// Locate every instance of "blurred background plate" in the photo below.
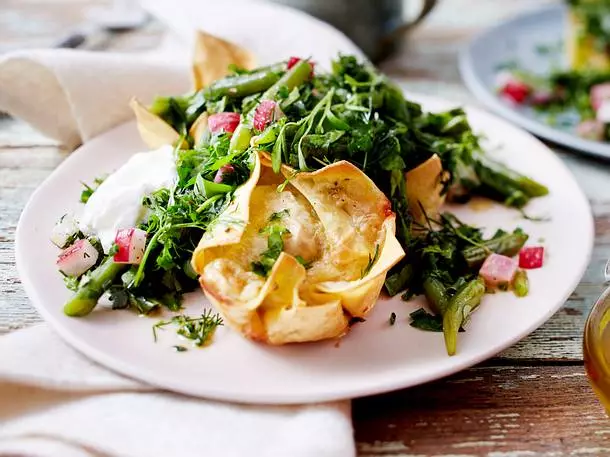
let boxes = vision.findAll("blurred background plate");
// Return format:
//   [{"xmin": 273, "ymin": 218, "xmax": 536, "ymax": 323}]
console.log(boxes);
[{"xmin": 459, "ymin": 3, "xmax": 610, "ymax": 161}]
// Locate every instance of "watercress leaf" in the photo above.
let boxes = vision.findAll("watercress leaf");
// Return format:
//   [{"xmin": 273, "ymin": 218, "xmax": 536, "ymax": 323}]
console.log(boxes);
[{"xmin": 409, "ymin": 308, "xmax": 444, "ymax": 332}]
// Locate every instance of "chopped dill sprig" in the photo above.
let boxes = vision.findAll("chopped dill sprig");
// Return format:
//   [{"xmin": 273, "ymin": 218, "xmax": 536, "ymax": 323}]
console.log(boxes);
[{"xmin": 153, "ymin": 309, "xmax": 224, "ymax": 347}]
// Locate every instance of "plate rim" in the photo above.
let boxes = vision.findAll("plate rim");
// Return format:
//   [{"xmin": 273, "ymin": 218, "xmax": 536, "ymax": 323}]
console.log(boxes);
[
  {"xmin": 15, "ymin": 92, "xmax": 594, "ymax": 404},
  {"xmin": 458, "ymin": 3, "xmax": 610, "ymax": 161}
]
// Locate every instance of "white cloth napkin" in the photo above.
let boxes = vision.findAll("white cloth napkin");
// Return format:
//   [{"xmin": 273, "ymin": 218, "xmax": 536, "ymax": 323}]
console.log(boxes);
[
  {"xmin": 0, "ymin": 0, "xmax": 363, "ymax": 149},
  {"xmin": 0, "ymin": 326, "xmax": 354, "ymax": 457},
  {"xmin": 0, "ymin": 1, "xmax": 363, "ymax": 455}
]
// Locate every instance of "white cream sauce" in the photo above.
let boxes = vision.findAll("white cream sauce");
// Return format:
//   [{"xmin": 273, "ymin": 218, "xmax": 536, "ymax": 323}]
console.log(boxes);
[{"xmin": 79, "ymin": 145, "xmax": 177, "ymax": 252}]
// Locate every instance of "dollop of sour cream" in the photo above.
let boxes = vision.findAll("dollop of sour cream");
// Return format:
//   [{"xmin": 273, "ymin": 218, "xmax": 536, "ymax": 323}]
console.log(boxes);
[{"xmin": 79, "ymin": 145, "xmax": 177, "ymax": 252}]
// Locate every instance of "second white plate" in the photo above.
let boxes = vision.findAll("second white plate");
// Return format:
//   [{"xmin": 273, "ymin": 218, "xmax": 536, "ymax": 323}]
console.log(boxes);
[
  {"xmin": 460, "ymin": 4, "xmax": 610, "ymax": 160},
  {"xmin": 16, "ymin": 93, "xmax": 593, "ymax": 404}
]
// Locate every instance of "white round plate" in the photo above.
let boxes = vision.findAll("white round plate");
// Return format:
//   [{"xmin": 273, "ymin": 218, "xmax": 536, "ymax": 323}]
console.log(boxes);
[
  {"xmin": 16, "ymin": 93, "xmax": 593, "ymax": 404},
  {"xmin": 459, "ymin": 4, "xmax": 610, "ymax": 161}
]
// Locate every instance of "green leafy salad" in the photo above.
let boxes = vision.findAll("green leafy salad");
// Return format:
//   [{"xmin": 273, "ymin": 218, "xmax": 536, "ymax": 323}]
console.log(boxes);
[{"xmin": 53, "ymin": 55, "xmax": 548, "ymax": 355}]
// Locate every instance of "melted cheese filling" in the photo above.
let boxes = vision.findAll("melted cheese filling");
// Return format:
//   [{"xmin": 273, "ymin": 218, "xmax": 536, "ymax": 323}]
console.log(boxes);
[{"xmin": 203, "ymin": 178, "xmax": 383, "ymax": 302}]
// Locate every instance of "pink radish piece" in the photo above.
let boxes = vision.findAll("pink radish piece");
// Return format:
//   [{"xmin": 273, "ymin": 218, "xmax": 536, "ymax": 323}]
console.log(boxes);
[
  {"xmin": 214, "ymin": 164, "xmax": 235, "ymax": 183},
  {"xmin": 287, "ymin": 56, "xmax": 315, "ymax": 76},
  {"xmin": 530, "ymin": 90, "xmax": 554, "ymax": 106},
  {"xmin": 51, "ymin": 214, "xmax": 78, "ymax": 248},
  {"xmin": 253, "ymin": 100, "xmax": 284, "ymax": 132},
  {"xmin": 576, "ymin": 119, "xmax": 605, "ymax": 141},
  {"xmin": 57, "ymin": 239, "xmax": 99, "ymax": 277},
  {"xmin": 479, "ymin": 253, "xmax": 518, "ymax": 287},
  {"xmin": 114, "ymin": 228, "xmax": 147, "ymax": 264},
  {"xmin": 496, "ymin": 71, "xmax": 530, "ymax": 104},
  {"xmin": 590, "ymin": 83, "xmax": 610, "ymax": 111},
  {"xmin": 208, "ymin": 112, "xmax": 240, "ymax": 134},
  {"xmin": 500, "ymin": 81, "xmax": 530, "ymax": 104},
  {"xmin": 597, "ymin": 99, "xmax": 610, "ymax": 123},
  {"xmin": 519, "ymin": 246, "xmax": 544, "ymax": 269}
]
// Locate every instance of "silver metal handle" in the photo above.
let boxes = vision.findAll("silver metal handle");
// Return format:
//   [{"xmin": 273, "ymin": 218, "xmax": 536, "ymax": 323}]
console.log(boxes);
[
  {"xmin": 53, "ymin": 32, "xmax": 88, "ymax": 49},
  {"xmin": 383, "ymin": 0, "xmax": 438, "ymax": 45}
]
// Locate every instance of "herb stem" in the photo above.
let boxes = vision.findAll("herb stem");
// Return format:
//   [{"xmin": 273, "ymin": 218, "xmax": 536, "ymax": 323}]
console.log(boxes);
[{"xmin": 196, "ymin": 194, "xmax": 222, "ymax": 213}]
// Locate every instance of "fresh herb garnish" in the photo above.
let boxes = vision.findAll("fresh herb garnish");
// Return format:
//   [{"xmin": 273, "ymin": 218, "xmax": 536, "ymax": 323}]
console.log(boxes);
[
  {"xmin": 63, "ymin": 135, "xmax": 251, "ymax": 317},
  {"xmin": 80, "ymin": 176, "xmax": 106, "ymax": 203},
  {"xmin": 106, "ymin": 285, "xmax": 129, "ymax": 310},
  {"xmin": 361, "ymin": 244, "xmax": 380, "ymax": 278},
  {"xmin": 108, "ymin": 243, "xmax": 119, "ymax": 256},
  {"xmin": 62, "ymin": 274, "xmax": 80, "ymax": 292},
  {"xmin": 251, "ymin": 214, "xmax": 291, "ymax": 277},
  {"xmin": 295, "ymin": 255, "xmax": 312, "ymax": 269},
  {"xmin": 269, "ymin": 208, "xmax": 290, "ymax": 222},
  {"xmin": 386, "ymin": 212, "xmax": 527, "ymax": 300},
  {"xmin": 389, "ymin": 312, "xmax": 397, "ymax": 326},
  {"xmin": 153, "ymin": 309, "xmax": 224, "ymax": 347},
  {"xmin": 409, "ymin": 308, "xmax": 444, "ymax": 332}
]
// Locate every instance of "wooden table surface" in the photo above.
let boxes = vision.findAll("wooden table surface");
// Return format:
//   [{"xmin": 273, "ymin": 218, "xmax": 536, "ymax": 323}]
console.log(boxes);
[{"xmin": 2, "ymin": 0, "xmax": 610, "ymax": 455}]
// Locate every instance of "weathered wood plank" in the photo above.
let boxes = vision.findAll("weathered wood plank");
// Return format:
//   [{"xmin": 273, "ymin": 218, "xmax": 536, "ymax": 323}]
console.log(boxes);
[
  {"xmin": 354, "ymin": 365, "xmax": 610, "ymax": 457},
  {"xmin": 0, "ymin": 118, "xmax": 57, "ymax": 148},
  {"xmin": 0, "ymin": 146, "xmax": 68, "ymax": 169}
]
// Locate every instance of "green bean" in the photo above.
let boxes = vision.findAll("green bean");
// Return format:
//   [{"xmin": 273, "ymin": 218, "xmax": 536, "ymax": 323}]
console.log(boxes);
[
  {"xmin": 513, "ymin": 269, "xmax": 529, "ymax": 297},
  {"xmin": 384, "ymin": 263, "xmax": 413, "ymax": 297},
  {"xmin": 462, "ymin": 231, "xmax": 528, "ymax": 269},
  {"xmin": 261, "ymin": 59, "xmax": 313, "ymax": 101},
  {"xmin": 64, "ymin": 257, "xmax": 128, "ymax": 317},
  {"xmin": 443, "ymin": 278, "xmax": 486, "ymax": 356},
  {"xmin": 423, "ymin": 276, "xmax": 449, "ymax": 315},
  {"xmin": 229, "ymin": 123, "xmax": 252, "ymax": 154},
  {"xmin": 474, "ymin": 156, "xmax": 549, "ymax": 207},
  {"xmin": 204, "ymin": 70, "xmax": 282, "ymax": 100}
]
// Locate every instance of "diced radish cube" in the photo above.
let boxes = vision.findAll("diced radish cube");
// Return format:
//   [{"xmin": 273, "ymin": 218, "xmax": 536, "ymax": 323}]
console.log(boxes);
[
  {"xmin": 576, "ymin": 119, "xmax": 605, "ymax": 141},
  {"xmin": 214, "ymin": 164, "xmax": 235, "ymax": 183},
  {"xmin": 501, "ymin": 81, "xmax": 530, "ymax": 104},
  {"xmin": 479, "ymin": 253, "xmax": 518, "ymax": 286},
  {"xmin": 591, "ymin": 83, "xmax": 610, "ymax": 111},
  {"xmin": 57, "ymin": 239, "xmax": 99, "ymax": 277},
  {"xmin": 253, "ymin": 100, "xmax": 285, "ymax": 132},
  {"xmin": 496, "ymin": 71, "xmax": 530, "ymax": 104},
  {"xmin": 51, "ymin": 214, "xmax": 79, "ymax": 248},
  {"xmin": 208, "ymin": 112, "xmax": 240, "ymax": 134},
  {"xmin": 287, "ymin": 57, "xmax": 315, "ymax": 76},
  {"xmin": 114, "ymin": 228, "xmax": 147, "ymax": 264},
  {"xmin": 597, "ymin": 99, "xmax": 610, "ymax": 123},
  {"xmin": 287, "ymin": 57, "xmax": 301, "ymax": 69},
  {"xmin": 519, "ymin": 246, "xmax": 544, "ymax": 269},
  {"xmin": 530, "ymin": 90, "xmax": 554, "ymax": 106}
]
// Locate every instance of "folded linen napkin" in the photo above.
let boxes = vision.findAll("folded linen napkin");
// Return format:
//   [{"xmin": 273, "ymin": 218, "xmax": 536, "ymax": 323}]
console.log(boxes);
[
  {"xmin": 0, "ymin": 1, "xmax": 363, "ymax": 455},
  {"xmin": 0, "ymin": 0, "xmax": 363, "ymax": 149},
  {"xmin": 0, "ymin": 326, "xmax": 354, "ymax": 457}
]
